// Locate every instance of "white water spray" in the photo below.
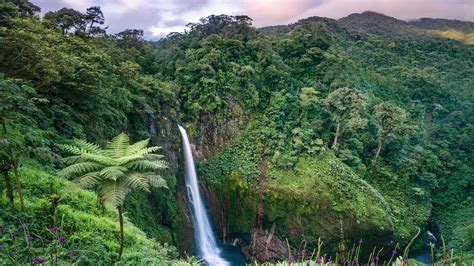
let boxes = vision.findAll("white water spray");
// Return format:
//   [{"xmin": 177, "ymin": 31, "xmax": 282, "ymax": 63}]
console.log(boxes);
[{"xmin": 178, "ymin": 125, "xmax": 229, "ymax": 266}]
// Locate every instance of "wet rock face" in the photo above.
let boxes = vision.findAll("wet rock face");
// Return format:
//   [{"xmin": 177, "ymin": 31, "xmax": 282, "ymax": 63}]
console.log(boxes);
[
  {"xmin": 246, "ymin": 228, "xmax": 292, "ymax": 263},
  {"xmin": 175, "ymin": 189, "xmax": 196, "ymax": 255}
]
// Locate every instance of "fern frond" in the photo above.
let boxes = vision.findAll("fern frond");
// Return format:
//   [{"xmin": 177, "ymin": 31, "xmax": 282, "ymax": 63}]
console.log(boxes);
[
  {"xmin": 99, "ymin": 166, "xmax": 127, "ymax": 181},
  {"xmin": 81, "ymin": 153, "xmax": 117, "ymax": 166},
  {"xmin": 147, "ymin": 175, "xmax": 168, "ymax": 189},
  {"xmin": 106, "ymin": 133, "xmax": 130, "ymax": 159},
  {"xmin": 73, "ymin": 139, "xmax": 105, "ymax": 155},
  {"xmin": 75, "ymin": 172, "xmax": 103, "ymax": 188},
  {"xmin": 59, "ymin": 144, "xmax": 88, "ymax": 156},
  {"xmin": 59, "ymin": 162, "xmax": 103, "ymax": 178},
  {"xmin": 117, "ymin": 146, "xmax": 162, "ymax": 164},
  {"xmin": 125, "ymin": 173, "xmax": 150, "ymax": 192},
  {"xmin": 131, "ymin": 146, "xmax": 162, "ymax": 156},
  {"xmin": 62, "ymin": 155, "xmax": 86, "ymax": 165},
  {"xmin": 126, "ymin": 160, "xmax": 167, "ymax": 171},
  {"xmin": 127, "ymin": 139, "xmax": 150, "ymax": 154},
  {"xmin": 98, "ymin": 179, "xmax": 128, "ymax": 209}
]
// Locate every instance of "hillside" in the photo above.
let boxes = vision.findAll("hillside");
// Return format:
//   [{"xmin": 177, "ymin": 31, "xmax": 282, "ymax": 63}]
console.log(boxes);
[{"xmin": 0, "ymin": 1, "xmax": 473, "ymax": 264}]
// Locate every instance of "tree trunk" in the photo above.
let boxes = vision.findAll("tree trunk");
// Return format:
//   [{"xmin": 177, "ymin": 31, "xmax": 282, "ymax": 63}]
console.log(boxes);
[
  {"xmin": 2, "ymin": 120, "xmax": 24, "ymax": 211},
  {"xmin": 12, "ymin": 164, "xmax": 25, "ymax": 211},
  {"xmin": 332, "ymin": 122, "xmax": 341, "ymax": 150},
  {"xmin": 118, "ymin": 206, "xmax": 124, "ymax": 261},
  {"xmin": 2, "ymin": 162, "xmax": 14, "ymax": 207},
  {"xmin": 374, "ymin": 138, "xmax": 384, "ymax": 161},
  {"xmin": 256, "ymin": 152, "xmax": 267, "ymax": 229}
]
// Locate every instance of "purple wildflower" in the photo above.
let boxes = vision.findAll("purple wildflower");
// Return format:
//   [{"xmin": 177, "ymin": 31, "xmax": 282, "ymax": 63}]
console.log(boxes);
[
  {"xmin": 58, "ymin": 236, "xmax": 65, "ymax": 243},
  {"xmin": 68, "ymin": 251, "xmax": 77, "ymax": 257},
  {"xmin": 358, "ymin": 239, "xmax": 363, "ymax": 244},
  {"xmin": 371, "ymin": 257, "xmax": 375, "ymax": 263},
  {"xmin": 444, "ymin": 260, "xmax": 449, "ymax": 266},
  {"xmin": 402, "ymin": 258, "xmax": 408, "ymax": 264},
  {"xmin": 316, "ymin": 256, "xmax": 322, "ymax": 264},
  {"xmin": 288, "ymin": 256, "xmax": 294, "ymax": 265},
  {"xmin": 375, "ymin": 256, "xmax": 380, "ymax": 261},
  {"xmin": 50, "ymin": 227, "xmax": 58, "ymax": 233},
  {"xmin": 352, "ymin": 258, "xmax": 358, "ymax": 265},
  {"xmin": 26, "ymin": 236, "xmax": 33, "ymax": 242},
  {"xmin": 33, "ymin": 256, "xmax": 46, "ymax": 264},
  {"xmin": 351, "ymin": 247, "xmax": 356, "ymax": 253},
  {"xmin": 306, "ymin": 261, "xmax": 310, "ymax": 266},
  {"xmin": 11, "ymin": 231, "xmax": 19, "ymax": 239},
  {"xmin": 392, "ymin": 249, "xmax": 397, "ymax": 255},
  {"xmin": 301, "ymin": 249, "xmax": 306, "ymax": 260}
]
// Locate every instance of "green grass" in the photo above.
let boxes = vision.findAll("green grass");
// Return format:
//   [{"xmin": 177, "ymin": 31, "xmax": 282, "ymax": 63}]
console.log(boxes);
[{"xmin": 0, "ymin": 160, "xmax": 180, "ymax": 264}]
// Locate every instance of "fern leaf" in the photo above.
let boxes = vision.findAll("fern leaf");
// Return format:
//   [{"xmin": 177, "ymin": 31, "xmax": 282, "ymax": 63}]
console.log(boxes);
[
  {"xmin": 125, "ymin": 173, "xmax": 150, "ymax": 192},
  {"xmin": 106, "ymin": 133, "xmax": 130, "ymax": 159},
  {"xmin": 73, "ymin": 139, "xmax": 105, "ymax": 154},
  {"xmin": 59, "ymin": 144, "xmax": 87, "ymax": 156},
  {"xmin": 81, "ymin": 153, "xmax": 116, "ymax": 166},
  {"xmin": 131, "ymin": 146, "xmax": 162, "ymax": 156},
  {"xmin": 147, "ymin": 175, "xmax": 168, "ymax": 189},
  {"xmin": 62, "ymin": 155, "xmax": 86, "ymax": 165},
  {"xmin": 75, "ymin": 172, "xmax": 103, "ymax": 188},
  {"xmin": 127, "ymin": 139, "xmax": 150, "ymax": 154},
  {"xmin": 98, "ymin": 179, "xmax": 128, "ymax": 209},
  {"xmin": 126, "ymin": 160, "xmax": 167, "ymax": 171},
  {"xmin": 59, "ymin": 162, "xmax": 103, "ymax": 178},
  {"xmin": 99, "ymin": 166, "xmax": 127, "ymax": 181},
  {"xmin": 117, "ymin": 146, "xmax": 162, "ymax": 164}
]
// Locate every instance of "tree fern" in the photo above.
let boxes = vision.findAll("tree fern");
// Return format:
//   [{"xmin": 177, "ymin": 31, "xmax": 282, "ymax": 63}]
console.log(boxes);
[{"xmin": 59, "ymin": 133, "xmax": 168, "ymax": 261}]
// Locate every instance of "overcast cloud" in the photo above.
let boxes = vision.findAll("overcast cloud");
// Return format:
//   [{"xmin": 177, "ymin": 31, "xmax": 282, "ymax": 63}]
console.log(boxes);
[{"xmin": 31, "ymin": 0, "xmax": 474, "ymax": 38}]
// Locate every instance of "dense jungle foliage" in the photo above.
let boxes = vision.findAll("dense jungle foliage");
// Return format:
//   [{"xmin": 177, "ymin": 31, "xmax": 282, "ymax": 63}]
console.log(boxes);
[{"xmin": 0, "ymin": 0, "xmax": 472, "ymax": 264}]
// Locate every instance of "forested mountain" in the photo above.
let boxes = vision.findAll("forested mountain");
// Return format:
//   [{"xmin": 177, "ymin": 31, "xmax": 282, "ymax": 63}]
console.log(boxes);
[{"xmin": 0, "ymin": 1, "xmax": 472, "ymax": 264}]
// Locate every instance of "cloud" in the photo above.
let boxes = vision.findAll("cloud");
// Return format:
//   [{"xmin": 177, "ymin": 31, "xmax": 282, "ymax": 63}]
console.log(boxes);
[
  {"xmin": 240, "ymin": 0, "xmax": 323, "ymax": 26},
  {"xmin": 295, "ymin": 0, "xmax": 474, "ymax": 22},
  {"xmin": 31, "ymin": 0, "xmax": 474, "ymax": 38}
]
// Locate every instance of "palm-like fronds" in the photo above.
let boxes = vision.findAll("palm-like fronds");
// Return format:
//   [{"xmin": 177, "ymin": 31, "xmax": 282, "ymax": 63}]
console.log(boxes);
[{"xmin": 59, "ymin": 133, "xmax": 168, "ymax": 208}]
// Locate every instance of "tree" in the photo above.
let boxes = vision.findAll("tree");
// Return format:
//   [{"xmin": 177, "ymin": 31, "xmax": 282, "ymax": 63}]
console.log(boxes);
[
  {"xmin": 59, "ymin": 133, "xmax": 168, "ymax": 260},
  {"xmin": 0, "ymin": 0, "xmax": 20, "ymax": 26},
  {"xmin": 44, "ymin": 8, "xmax": 85, "ymax": 35},
  {"xmin": 0, "ymin": 77, "xmax": 39, "ymax": 211},
  {"xmin": 325, "ymin": 87, "xmax": 367, "ymax": 150},
  {"xmin": 373, "ymin": 101, "xmax": 408, "ymax": 161},
  {"xmin": 11, "ymin": 0, "xmax": 40, "ymax": 16},
  {"xmin": 114, "ymin": 29, "xmax": 144, "ymax": 49},
  {"xmin": 84, "ymin": 6, "xmax": 106, "ymax": 36}
]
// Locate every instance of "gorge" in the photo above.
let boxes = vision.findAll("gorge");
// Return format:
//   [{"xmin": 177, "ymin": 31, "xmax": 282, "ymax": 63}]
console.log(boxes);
[{"xmin": 0, "ymin": 1, "xmax": 472, "ymax": 264}]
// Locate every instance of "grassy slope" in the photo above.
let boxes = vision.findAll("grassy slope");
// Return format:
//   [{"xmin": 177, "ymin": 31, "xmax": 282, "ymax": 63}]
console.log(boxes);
[{"xmin": 0, "ymin": 161, "xmax": 178, "ymax": 264}]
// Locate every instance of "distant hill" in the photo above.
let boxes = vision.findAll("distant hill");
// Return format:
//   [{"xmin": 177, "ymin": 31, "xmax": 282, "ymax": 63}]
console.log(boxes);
[
  {"xmin": 409, "ymin": 18, "xmax": 474, "ymax": 33},
  {"xmin": 338, "ymin": 11, "xmax": 474, "ymax": 44},
  {"xmin": 339, "ymin": 11, "xmax": 421, "ymax": 36}
]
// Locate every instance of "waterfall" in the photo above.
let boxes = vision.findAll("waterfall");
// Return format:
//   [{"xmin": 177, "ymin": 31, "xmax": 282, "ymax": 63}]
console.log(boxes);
[{"xmin": 178, "ymin": 125, "xmax": 229, "ymax": 266}]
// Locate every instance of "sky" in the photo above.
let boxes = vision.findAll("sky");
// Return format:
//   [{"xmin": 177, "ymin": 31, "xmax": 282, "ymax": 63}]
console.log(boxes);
[{"xmin": 31, "ymin": 0, "xmax": 474, "ymax": 38}]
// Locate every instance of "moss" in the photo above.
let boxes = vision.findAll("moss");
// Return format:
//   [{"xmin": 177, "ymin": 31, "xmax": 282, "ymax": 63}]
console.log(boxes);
[{"xmin": 198, "ymin": 120, "xmax": 432, "ymax": 258}]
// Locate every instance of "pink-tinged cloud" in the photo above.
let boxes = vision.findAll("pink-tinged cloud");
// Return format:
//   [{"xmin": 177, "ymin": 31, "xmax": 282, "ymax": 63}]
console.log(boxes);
[
  {"xmin": 243, "ymin": 0, "xmax": 474, "ymax": 26},
  {"xmin": 32, "ymin": 0, "xmax": 474, "ymax": 38},
  {"xmin": 240, "ymin": 0, "xmax": 323, "ymax": 26}
]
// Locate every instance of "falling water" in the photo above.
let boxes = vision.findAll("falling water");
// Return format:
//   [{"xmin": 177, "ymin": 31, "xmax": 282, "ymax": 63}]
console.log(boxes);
[{"xmin": 178, "ymin": 125, "xmax": 229, "ymax": 266}]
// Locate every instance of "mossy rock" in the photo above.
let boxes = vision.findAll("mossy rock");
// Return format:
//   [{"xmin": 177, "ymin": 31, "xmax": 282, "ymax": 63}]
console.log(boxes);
[{"xmin": 200, "ymin": 147, "xmax": 426, "ymax": 257}]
